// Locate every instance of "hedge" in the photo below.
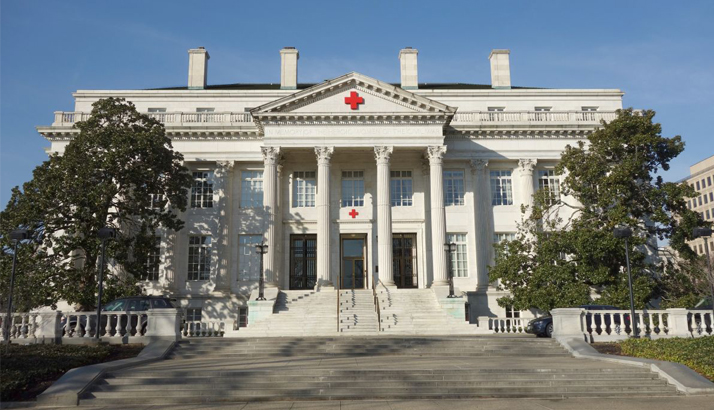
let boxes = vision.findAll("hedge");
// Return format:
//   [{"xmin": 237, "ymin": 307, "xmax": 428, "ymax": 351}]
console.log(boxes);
[
  {"xmin": 0, "ymin": 344, "xmax": 143, "ymax": 402},
  {"xmin": 620, "ymin": 336, "xmax": 714, "ymax": 381}
]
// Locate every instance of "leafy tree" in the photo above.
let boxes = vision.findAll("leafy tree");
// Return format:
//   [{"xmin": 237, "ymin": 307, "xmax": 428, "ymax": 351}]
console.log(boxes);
[
  {"xmin": 489, "ymin": 109, "xmax": 707, "ymax": 313},
  {"xmin": 0, "ymin": 98, "xmax": 193, "ymax": 311}
]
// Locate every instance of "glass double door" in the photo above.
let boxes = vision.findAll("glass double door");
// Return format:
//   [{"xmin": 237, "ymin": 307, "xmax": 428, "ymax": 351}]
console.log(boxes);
[
  {"xmin": 393, "ymin": 233, "xmax": 418, "ymax": 288},
  {"xmin": 289, "ymin": 234, "xmax": 317, "ymax": 290},
  {"xmin": 341, "ymin": 235, "xmax": 366, "ymax": 289}
]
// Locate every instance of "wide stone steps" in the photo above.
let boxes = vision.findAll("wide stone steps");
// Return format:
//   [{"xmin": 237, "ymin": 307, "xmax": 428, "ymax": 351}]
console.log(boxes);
[{"xmin": 339, "ymin": 290, "xmax": 379, "ymax": 333}]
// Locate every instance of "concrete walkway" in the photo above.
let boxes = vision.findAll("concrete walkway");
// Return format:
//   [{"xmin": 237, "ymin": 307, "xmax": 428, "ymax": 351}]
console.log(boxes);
[{"xmin": 6, "ymin": 396, "xmax": 713, "ymax": 409}]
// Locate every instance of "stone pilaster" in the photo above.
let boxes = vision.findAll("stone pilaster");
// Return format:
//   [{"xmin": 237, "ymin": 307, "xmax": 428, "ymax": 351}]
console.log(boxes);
[
  {"xmin": 261, "ymin": 147, "xmax": 281, "ymax": 287},
  {"xmin": 315, "ymin": 146, "xmax": 334, "ymax": 289},
  {"xmin": 374, "ymin": 146, "xmax": 395, "ymax": 287},
  {"xmin": 470, "ymin": 159, "xmax": 491, "ymax": 290},
  {"xmin": 215, "ymin": 160, "xmax": 234, "ymax": 291},
  {"xmin": 427, "ymin": 146, "xmax": 448, "ymax": 286},
  {"xmin": 518, "ymin": 158, "xmax": 537, "ymax": 213}
]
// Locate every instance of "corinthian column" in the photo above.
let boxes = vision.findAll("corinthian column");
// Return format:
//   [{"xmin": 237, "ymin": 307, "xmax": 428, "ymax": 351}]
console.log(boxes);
[
  {"xmin": 518, "ymin": 159, "xmax": 537, "ymax": 212},
  {"xmin": 374, "ymin": 146, "xmax": 395, "ymax": 287},
  {"xmin": 470, "ymin": 159, "xmax": 490, "ymax": 290},
  {"xmin": 427, "ymin": 146, "xmax": 448, "ymax": 286},
  {"xmin": 315, "ymin": 146, "xmax": 334, "ymax": 288},
  {"xmin": 261, "ymin": 147, "xmax": 281, "ymax": 287}
]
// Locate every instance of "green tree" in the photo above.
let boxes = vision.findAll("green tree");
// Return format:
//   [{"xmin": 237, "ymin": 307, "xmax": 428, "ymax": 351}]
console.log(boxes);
[
  {"xmin": 489, "ymin": 109, "xmax": 707, "ymax": 313},
  {"xmin": 0, "ymin": 98, "xmax": 193, "ymax": 311}
]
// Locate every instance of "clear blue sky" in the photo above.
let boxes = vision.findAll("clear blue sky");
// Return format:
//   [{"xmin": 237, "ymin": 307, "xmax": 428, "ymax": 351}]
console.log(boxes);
[{"xmin": 2, "ymin": 0, "xmax": 713, "ymax": 207}]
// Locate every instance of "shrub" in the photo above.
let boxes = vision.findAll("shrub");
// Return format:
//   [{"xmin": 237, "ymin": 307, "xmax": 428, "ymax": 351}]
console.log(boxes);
[
  {"xmin": 0, "ymin": 344, "xmax": 142, "ymax": 401},
  {"xmin": 620, "ymin": 336, "xmax": 714, "ymax": 381}
]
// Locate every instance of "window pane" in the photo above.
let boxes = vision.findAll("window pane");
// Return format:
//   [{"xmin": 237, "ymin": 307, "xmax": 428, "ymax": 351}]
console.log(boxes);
[{"xmin": 444, "ymin": 171, "xmax": 465, "ymax": 206}]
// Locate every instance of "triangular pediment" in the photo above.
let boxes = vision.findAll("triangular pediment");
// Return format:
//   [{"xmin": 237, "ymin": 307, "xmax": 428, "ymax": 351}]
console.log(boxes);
[{"xmin": 251, "ymin": 72, "xmax": 456, "ymax": 116}]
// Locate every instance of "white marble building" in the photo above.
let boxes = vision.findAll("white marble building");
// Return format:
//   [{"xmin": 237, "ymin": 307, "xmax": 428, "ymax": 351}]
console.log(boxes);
[{"xmin": 37, "ymin": 47, "xmax": 623, "ymax": 329}]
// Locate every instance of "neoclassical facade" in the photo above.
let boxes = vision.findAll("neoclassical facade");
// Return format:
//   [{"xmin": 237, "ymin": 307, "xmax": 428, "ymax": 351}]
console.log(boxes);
[{"xmin": 38, "ymin": 47, "xmax": 623, "ymax": 326}]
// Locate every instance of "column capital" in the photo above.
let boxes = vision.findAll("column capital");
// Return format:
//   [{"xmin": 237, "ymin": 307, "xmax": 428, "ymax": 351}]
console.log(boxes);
[
  {"xmin": 261, "ymin": 146, "xmax": 282, "ymax": 165},
  {"xmin": 314, "ymin": 146, "xmax": 335, "ymax": 165},
  {"xmin": 373, "ymin": 146, "xmax": 394, "ymax": 165},
  {"xmin": 426, "ymin": 145, "xmax": 447, "ymax": 165},
  {"xmin": 518, "ymin": 158, "xmax": 537, "ymax": 175},
  {"xmin": 469, "ymin": 159, "xmax": 489, "ymax": 174}
]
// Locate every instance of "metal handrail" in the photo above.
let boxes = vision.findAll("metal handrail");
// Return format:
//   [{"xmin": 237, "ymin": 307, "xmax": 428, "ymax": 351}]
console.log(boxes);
[{"xmin": 372, "ymin": 279, "xmax": 381, "ymax": 332}]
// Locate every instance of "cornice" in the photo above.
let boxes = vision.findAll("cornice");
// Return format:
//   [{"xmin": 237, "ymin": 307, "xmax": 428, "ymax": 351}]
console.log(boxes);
[{"xmin": 445, "ymin": 129, "xmax": 592, "ymax": 139}]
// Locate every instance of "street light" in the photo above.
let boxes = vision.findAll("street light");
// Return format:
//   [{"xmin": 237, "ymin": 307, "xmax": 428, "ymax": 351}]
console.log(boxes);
[
  {"xmin": 613, "ymin": 226, "xmax": 639, "ymax": 338},
  {"xmin": 4, "ymin": 229, "xmax": 30, "ymax": 351},
  {"xmin": 95, "ymin": 227, "xmax": 116, "ymax": 340},
  {"xmin": 443, "ymin": 242, "xmax": 457, "ymax": 298},
  {"xmin": 255, "ymin": 241, "xmax": 269, "ymax": 301},
  {"xmin": 693, "ymin": 227, "xmax": 714, "ymax": 324}
]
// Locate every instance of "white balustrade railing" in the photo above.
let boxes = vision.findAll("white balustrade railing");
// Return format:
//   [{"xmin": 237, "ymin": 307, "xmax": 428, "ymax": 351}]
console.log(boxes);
[
  {"xmin": 552, "ymin": 308, "xmax": 712, "ymax": 341},
  {"xmin": 53, "ymin": 111, "xmax": 254, "ymax": 126},
  {"xmin": 0, "ymin": 313, "xmax": 40, "ymax": 340},
  {"xmin": 476, "ymin": 316, "xmax": 527, "ymax": 334},
  {"xmin": 688, "ymin": 311, "xmax": 713, "ymax": 337},
  {"xmin": 60, "ymin": 311, "xmax": 150, "ymax": 339},
  {"xmin": 451, "ymin": 110, "xmax": 618, "ymax": 124},
  {"xmin": 181, "ymin": 321, "xmax": 225, "ymax": 337}
]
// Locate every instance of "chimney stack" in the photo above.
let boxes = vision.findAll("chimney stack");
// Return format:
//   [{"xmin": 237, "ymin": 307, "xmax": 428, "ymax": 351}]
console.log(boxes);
[
  {"xmin": 399, "ymin": 47, "xmax": 418, "ymax": 90},
  {"xmin": 489, "ymin": 49, "xmax": 511, "ymax": 89},
  {"xmin": 280, "ymin": 47, "xmax": 299, "ymax": 90},
  {"xmin": 188, "ymin": 47, "xmax": 209, "ymax": 90}
]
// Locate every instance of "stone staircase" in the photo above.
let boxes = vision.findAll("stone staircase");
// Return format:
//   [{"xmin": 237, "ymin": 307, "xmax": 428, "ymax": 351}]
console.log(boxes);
[
  {"xmin": 339, "ymin": 289, "xmax": 379, "ymax": 334},
  {"xmin": 79, "ymin": 336, "xmax": 679, "ymax": 404},
  {"xmin": 378, "ymin": 288, "xmax": 478, "ymax": 334},
  {"xmin": 235, "ymin": 290, "xmax": 338, "ymax": 337}
]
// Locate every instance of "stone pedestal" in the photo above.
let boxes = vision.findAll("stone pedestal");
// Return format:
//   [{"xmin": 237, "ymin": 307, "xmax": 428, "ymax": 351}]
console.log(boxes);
[
  {"xmin": 551, "ymin": 308, "xmax": 584, "ymax": 339},
  {"xmin": 247, "ymin": 288, "xmax": 279, "ymax": 326},
  {"xmin": 147, "ymin": 309, "xmax": 182, "ymax": 340},
  {"xmin": 666, "ymin": 308, "xmax": 691, "ymax": 337},
  {"xmin": 35, "ymin": 311, "xmax": 63, "ymax": 344}
]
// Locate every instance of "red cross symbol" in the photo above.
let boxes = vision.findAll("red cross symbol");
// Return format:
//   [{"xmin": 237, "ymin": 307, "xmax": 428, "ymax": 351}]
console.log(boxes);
[
  {"xmin": 344, "ymin": 91, "xmax": 364, "ymax": 110},
  {"xmin": 348, "ymin": 209, "xmax": 359, "ymax": 219}
]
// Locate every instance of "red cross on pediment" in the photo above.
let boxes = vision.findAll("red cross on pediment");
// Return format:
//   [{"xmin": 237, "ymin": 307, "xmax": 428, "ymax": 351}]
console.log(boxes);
[
  {"xmin": 348, "ymin": 209, "xmax": 359, "ymax": 219},
  {"xmin": 344, "ymin": 91, "xmax": 364, "ymax": 110}
]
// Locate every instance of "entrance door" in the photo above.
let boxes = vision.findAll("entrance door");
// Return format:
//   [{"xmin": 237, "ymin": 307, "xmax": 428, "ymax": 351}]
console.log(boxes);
[
  {"xmin": 341, "ymin": 235, "xmax": 366, "ymax": 289},
  {"xmin": 393, "ymin": 233, "xmax": 418, "ymax": 288},
  {"xmin": 289, "ymin": 234, "xmax": 317, "ymax": 289}
]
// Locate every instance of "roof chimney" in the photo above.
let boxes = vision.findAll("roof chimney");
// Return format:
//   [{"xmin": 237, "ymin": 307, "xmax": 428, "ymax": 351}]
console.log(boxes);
[
  {"xmin": 489, "ymin": 49, "xmax": 511, "ymax": 89},
  {"xmin": 399, "ymin": 47, "xmax": 418, "ymax": 90},
  {"xmin": 280, "ymin": 47, "xmax": 299, "ymax": 90},
  {"xmin": 188, "ymin": 47, "xmax": 209, "ymax": 90}
]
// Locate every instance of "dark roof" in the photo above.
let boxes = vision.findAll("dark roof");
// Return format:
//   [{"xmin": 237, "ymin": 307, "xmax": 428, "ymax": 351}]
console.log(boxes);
[{"xmin": 149, "ymin": 82, "xmax": 542, "ymax": 91}]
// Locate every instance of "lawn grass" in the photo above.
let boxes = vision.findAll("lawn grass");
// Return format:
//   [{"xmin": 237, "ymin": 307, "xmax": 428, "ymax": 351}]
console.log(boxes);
[
  {"xmin": 592, "ymin": 336, "xmax": 714, "ymax": 381},
  {"xmin": 0, "ymin": 343, "xmax": 144, "ymax": 402}
]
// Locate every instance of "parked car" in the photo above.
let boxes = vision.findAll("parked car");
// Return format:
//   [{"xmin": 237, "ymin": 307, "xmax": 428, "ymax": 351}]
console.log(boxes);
[
  {"xmin": 62, "ymin": 296, "xmax": 176, "ymax": 337},
  {"xmin": 525, "ymin": 304, "xmax": 630, "ymax": 338}
]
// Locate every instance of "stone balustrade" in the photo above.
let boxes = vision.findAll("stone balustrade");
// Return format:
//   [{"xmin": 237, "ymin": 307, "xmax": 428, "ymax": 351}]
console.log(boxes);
[
  {"xmin": 50, "ymin": 110, "xmax": 618, "ymax": 128},
  {"xmin": 1, "ymin": 309, "xmax": 182, "ymax": 344},
  {"xmin": 552, "ymin": 308, "xmax": 713, "ymax": 341},
  {"xmin": 52, "ymin": 111, "xmax": 254, "ymax": 126},
  {"xmin": 475, "ymin": 316, "xmax": 528, "ymax": 334},
  {"xmin": 181, "ymin": 320, "xmax": 225, "ymax": 337},
  {"xmin": 451, "ymin": 110, "xmax": 618, "ymax": 125}
]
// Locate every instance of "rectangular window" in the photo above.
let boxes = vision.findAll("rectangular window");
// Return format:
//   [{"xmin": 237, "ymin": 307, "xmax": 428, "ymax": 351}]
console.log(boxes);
[
  {"xmin": 706, "ymin": 209, "xmax": 711, "ymax": 219},
  {"xmin": 188, "ymin": 235, "xmax": 211, "ymax": 280},
  {"xmin": 140, "ymin": 236, "xmax": 161, "ymax": 281},
  {"xmin": 444, "ymin": 170, "xmax": 465, "ymax": 206},
  {"xmin": 292, "ymin": 171, "xmax": 316, "ymax": 207},
  {"xmin": 688, "ymin": 200, "xmax": 692, "ymax": 209},
  {"xmin": 196, "ymin": 108, "xmax": 215, "ymax": 112},
  {"xmin": 147, "ymin": 108, "xmax": 166, "ymax": 113},
  {"xmin": 186, "ymin": 308, "xmax": 202, "ymax": 322},
  {"xmin": 696, "ymin": 181, "xmax": 701, "ymax": 190},
  {"xmin": 534, "ymin": 107, "xmax": 551, "ymax": 111},
  {"xmin": 533, "ymin": 107, "xmax": 551, "ymax": 121},
  {"xmin": 581, "ymin": 106, "xmax": 598, "ymax": 111},
  {"xmin": 708, "ymin": 176, "xmax": 712, "ymax": 187},
  {"xmin": 706, "ymin": 194, "xmax": 709, "ymax": 205},
  {"xmin": 390, "ymin": 170, "xmax": 413, "ymax": 206},
  {"xmin": 505, "ymin": 305, "xmax": 521, "ymax": 319},
  {"xmin": 240, "ymin": 170, "xmax": 264, "ymax": 208},
  {"xmin": 191, "ymin": 171, "xmax": 213, "ymax": 208},
  {"xmin": 699, "ymin": 196, "xmax": 703, "ymax": 206},
  {"xmin": 341, "ymin": 171, "xmax": 365, "ymax": 207},
  {"xmin": 493, "ymin": 233, "xmax": 516, "ymax": 260},
  {"xmin": 490, "ymin": 170, "xmax": 514, "ymax": 206},
  {"xmin": 538, "ymin": 169, "xmax": 561, "ymax": 204},
  {"xmin": 488, "ymin": 107, "xmax": 505, "ymax": 112},
  {"xmin": 447, "ymin": 233, "xmax": 468, "ymax": 277},
  {"xmin": 238, "ymin": 235, "xmax": 262, "ymax": 281},
  {"xmin": 238, "ymin": 307, "xmax": 249, "ymax": 328},
  {"xmin": 710, "ymin": 192, "xmax": 713, "ymax": 202},
  {"xmin": 580, "ymin": 107, "xmax": 598, "ymax": 121},
  {"xmin": 149, "ymin": 193, "xmax": 166, "ymax": 210}
]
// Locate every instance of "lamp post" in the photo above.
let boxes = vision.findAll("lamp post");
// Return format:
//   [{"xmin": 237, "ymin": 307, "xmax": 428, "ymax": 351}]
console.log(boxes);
[
  {"xmin": 444, "ymin": 242, "xmax": 457, "ymax": 298},
  {"xmin": 693, "ymin": 227, "xmax": 714, "ymax": 323},
  {"xmin": 613, "ymin": 226, "xmax": 639, "ymax": 338},
  {"xmin": 4, "ymin": 229, "xmax": 30, "ymax": 351},
  {"xmin": 95, "ymin": 227, "xmax": 116, "ymax": 340},
  {"xmin": 255, "ymin": 241, "xmax": 269, "ymax": 301}
]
